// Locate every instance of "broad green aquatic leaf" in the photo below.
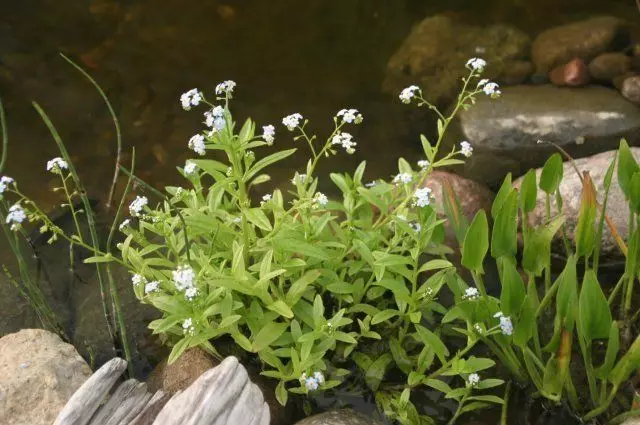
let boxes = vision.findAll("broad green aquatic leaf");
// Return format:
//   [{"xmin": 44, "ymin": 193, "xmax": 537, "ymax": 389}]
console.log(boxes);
[
  {"xmin": 491, "ymin": 190, "xmax": 518, "ymax": 259},
  {"xmin": 462, "ymin": 210, "xmax": 488, "ymax": 273},
  {"xmin": 617, "ymin": 139, "xmax": 640, "ymax": 200},
  {"xmin": 498, "ymin": 256, "xmax": 525, "ymax": 317},
  {"xmin": 595, "ymin": 321, "xmax": 620, "ymax": 379},
  {"xmin": 491, "ymin": 173, "xmax": 513, "ymax": 218},
  {"xmin": 522, "ymin": 215, "xmax": 565, "ymax": 276},
  {"xmin": 519, "ymin": 169, "xmax": 538, "ymax": 213},
  {"xmin": 630, "ymin": 172, "xmax": 640, "ymax": 213},
  {"xmin": 575, "ymin": 173, "xmax": 597, "ymax": 258},
  {"xmin": 539, "ymin": 153, "xmax": 564, "ymax": 194},
  {"xmin": 610, "ymin": 333, "xmax": 640, "ymax": 386},
  {"xmin": 578, "ymin": 271, "xmax": 612, "ymax": 341}
]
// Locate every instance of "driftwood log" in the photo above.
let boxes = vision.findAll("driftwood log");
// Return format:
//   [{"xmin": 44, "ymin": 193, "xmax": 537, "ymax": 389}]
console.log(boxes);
[{"xmin": 54, "ymin": 356, "xmax": 270, "ymax": 425}]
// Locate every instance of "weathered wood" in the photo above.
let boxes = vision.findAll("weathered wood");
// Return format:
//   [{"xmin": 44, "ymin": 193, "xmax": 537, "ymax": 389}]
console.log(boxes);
[
  {"xmin": 129, "ymin": 390, "xmax": 173, "ymax": 425},
  {"xmin": 88, "ymin": 379, "xmax": 151, "ymax": 425},
  {"xmin": 153, "ymin": 356, "xmax": 269, "ymax": 425},
  {"xmin": 54, "ymin": 357, "xmax": 128, "ymax": 425}
]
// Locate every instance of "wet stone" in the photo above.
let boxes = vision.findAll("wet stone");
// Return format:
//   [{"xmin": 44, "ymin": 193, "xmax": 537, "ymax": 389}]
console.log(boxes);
[
  {"xmin": 294, "ymin": 409, "xmax": 383, "ymax": 425},
  {"xmin": 549, "ymin": 58, "xmax": 590, "ymax": 87},
  {"xmin": 588, "ymin": 52, "xmax": 632, "ymax": 82}
]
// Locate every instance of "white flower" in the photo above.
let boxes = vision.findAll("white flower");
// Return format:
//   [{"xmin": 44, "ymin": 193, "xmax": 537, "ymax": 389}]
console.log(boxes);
[
  {"xmin": 336, "ymin": 108, "xmax": 363, "ymax": 124},
  {"xmin": 477, "ymin": 79, "xmax": 489, "ymax": 87},
  {"xmin": 365, "ymin": 181, "xmax": 376, "ymax": 188},
  {"xmin": 331, "ymin": 132, "xmax": 357, "ymax": 154},
  {"xmin": 396, "ymin": 214, "xmax": 407, "ymax": 222},
  {"xmin": 282, "ymin": 113, "xmax": 303, "ymax": 131},
  {"xmin": 260, "ymin": 193, "xmax": 272, "ymax": 206},
  {"xmin": 399, "ymin": 85, "xmax": 420, "ymax": 104},
  {"xmin": 393, "ymin": 173, "xmax": 412, "ymax": 185},
  {"xmin": 144, "ymin": 281, "xmax": 160, "ymax": 294},
  {"xmin": 482, "ymin": 81, "xmax": 501, "ymax": 97},
  {"xmin": 184, "ymin": 161, "xmax": 197, "ymax": 175},
  {"xmin": 305, "ymin": 377, "xmax": 319, "ymax": 391},
  {"xmin": 204, "ymin": 106, "xmax": 225, "ymax": 130},
  {"xmin": 6, "ymin": 204, "xmax": 26, "ymax": 230},
  {"xmin": 215, "ymin": 80, "xmax": 236, "ymax": 96},
  {"xmin": 313, "ymin": 192, "xmax": 328, "ymax": 207},
  {"xmin": 132, "ymin": 274, "xmax": 146, "ymax": 286},
  {"xmin": 460, "ymin": 141, "xmax": 473, "ymax": 158},
  {"xmin": 173, "ymin": 265, "xmax": 196, "ymax": 292},
  {"xmin": 313, "ymin": 371, "xmax": 325, "ymax": 384},
  {"xmin": 299, "ymin": 373, "xmax": 308, "ymax": 382},
  {"xmin": 185, "ymin": 287, "xmax": 198, "ymax": 301},
  {"xmin": 499, "ymin": 315, "xmax": 513, "ymax": 336},
  {"xmin": 182, "ymin": 318, "xmax": 195, "ymax": 336},
  {"xmin": 474, "ymin": 323, "xmax": 484, "ymax": 334},
  {"xmin": 188, "ymin": 134, "xmax": 206, "ymax": 156},
  {"xmin": 129, "ymin": 196, "xmax": 148, "ymax": 217},
  {"xmin": 46, "ymin": 157, "xmax": 68, "ymax": 173},
  {"xmin": 464, "ymin": 287, "xmax": 480, "ymax": 300},
  {"xmin": 291, "ymin": 173, "xmax": 307, "ymax": 184},
  {"xmin": 412, "ymin": 187, "xmax": 432, "ymax": 208},
  {"xmin": 417, "ymin": 160, "xmax": 430, "ymax": 170},
  {"xmin": 466, "ymin": 58, "xmax": 487, "ymax": 72},
  {"xmin": 232, "ymin": 216, "xmax": 242, "ymax": 224},
  {"xmin": 119, "ymin": 219, "xmax": 131, "ymax": 231},
  {"xmin": 0, "ymin": 176, "xmax": 14, "ymax": 193},
  {"xmin": 262, "ymin": 125, "xmax": 275, "ymax": 144},
  {"xmin": 468, "ymin": 373, "xmax": 480, "ymax": 386},
  {"xmin": 180, "ymin": 88, "xmax": 201, "ymax": 111}
]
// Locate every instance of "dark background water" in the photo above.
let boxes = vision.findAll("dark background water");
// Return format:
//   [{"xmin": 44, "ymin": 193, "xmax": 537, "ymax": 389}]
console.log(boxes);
[{"xmin": 0, "ymin": 0, "xmax": 636, "ymax": 209}]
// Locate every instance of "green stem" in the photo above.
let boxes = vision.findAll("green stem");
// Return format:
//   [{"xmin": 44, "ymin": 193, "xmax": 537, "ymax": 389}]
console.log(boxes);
[
  {"xmin": 582, "ymin": 385, "xmax": 618, "ymax": 422},
  {"xmin": 60, "ymin": 174, "xmax": 85, "ymax": 242},
  {"xmin": 501, "ymin": 381, "xmax": 512, "ymax": 425},
  {"xmin": 472, "ymin": 271, "xmax": 487, "ymax": 297},
  {"xmin": 447, "ymin": 391, "xmax": 470, "ymax": 425}
]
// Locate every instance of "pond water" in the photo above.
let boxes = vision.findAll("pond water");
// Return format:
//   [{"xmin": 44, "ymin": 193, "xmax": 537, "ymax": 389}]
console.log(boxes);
[{"xmin": 0, "ymin": 1, "xmax": 637, "ymax": 424}]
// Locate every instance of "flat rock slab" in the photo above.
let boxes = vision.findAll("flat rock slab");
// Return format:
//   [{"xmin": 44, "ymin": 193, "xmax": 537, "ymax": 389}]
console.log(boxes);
[
  {"xmin": 294, "ymin": 409, "xmax": 384, "ymax": 425},
  {"xmin": 153, "ymin": 356, "xmax": 269, "ymax": 425}
]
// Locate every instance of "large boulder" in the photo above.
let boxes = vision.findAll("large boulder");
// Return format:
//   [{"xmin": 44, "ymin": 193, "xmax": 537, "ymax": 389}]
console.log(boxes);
[
  {"xmin": 457, "ymin": 85, "xmax": 640, "ymax": 183},
  {"xmin": 294, "ymin": 409, "xmax": 383, "ymax": 425},
  {"xmin": 383, "ymin": 15, "xmax": 531, "ymax": 106},
  {"xmin": 532, "ymin": 16, "xmax": 630, "ymax": 74},
  {"xmin": 514, "ymin": 148, "xmax": 640, "ymax": 261},
  {"xmin": 0, "ymin": 329, "xmax": 92, "ymax": 425}
]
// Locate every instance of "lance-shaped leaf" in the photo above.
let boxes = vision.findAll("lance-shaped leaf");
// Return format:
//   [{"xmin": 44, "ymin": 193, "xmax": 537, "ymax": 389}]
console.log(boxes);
[
  {"xmin": 491, "ymin": 190, "xmax": 519, "ymax": 259},
  {"xmin": 462, "ymin": 210, "xmax": 489, "ymax": 273},
  {"xmin": 539, "ymin": 153, "xmax": 564, "ymax": 194},
  {"xmin": 578, "ymin": 270, "xmax": 612, "ymax": 342},
  {"xmin": 575, "ymin": 172, "xmax": 597, "ymax": 258},
  {"xmin": 617, "ymin": 139, "xmax": 639, "ymax": 201},
  {"xmin": 519, "ymin": 169, "xmax": 538, "ymax": 214}
]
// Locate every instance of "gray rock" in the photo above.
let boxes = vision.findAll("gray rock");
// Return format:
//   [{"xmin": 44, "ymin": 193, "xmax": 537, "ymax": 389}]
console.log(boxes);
[
  {"xmin": 457, "ymin": 85, "xmax": 640, "ymax": 175},
  {"xmin": 621, "ymin": 75, "xmax": 640, "ymax": 105},
  {"xmin": 294, "ymin": 409, "xmax": 383, "ymax": 425},
  {"xmin": 514, "ymin": 148, "xmax": 640, "ymax": 261},
  {"xmin": 0, "ymin": 329, "xmax": 92, "ymax": 425},
  {"xmin": 532, "ymin": 16, "xmax": 629, "ymax": 74},
  {"xmin": 383, "ymin": 15, "xmax": 530, "ymax": 106},
  {"xmin": 588, "ymin": 53, "xmax": 631, "ymax": 82},
  {"xmin": 88, "ymin": 379, "xmax": 151, "ymax": 425},
  {"xmin": 54, "ymin": 357, "xmax": 127, "ymax": 425},
  {"xmin": 153, "ymin": 356, "xmax": 269, "ymax": 425},
  {"xmin": 621, "ymin": 418, "xmax": 640, "ymax": 425}
]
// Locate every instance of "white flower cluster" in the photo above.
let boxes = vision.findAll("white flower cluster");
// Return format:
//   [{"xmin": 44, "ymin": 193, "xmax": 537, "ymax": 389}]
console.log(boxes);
[
  {"xmin": 466, "ymin": 58, "xmax": 487, "ymax": 72},
  {"xmin": 180, "ymin": 88, "xmax": 202, "ymax": 111},
  {"xmin": 417, "ymin": 160, "xmax": 430, "ymax": 170},
  {"xmin": 468, "ymin": 373, "xmax": 481, "ymax": 386},
  {"xmin": 282, "ymin": 113, "xmax": 303, "ymax": 131},
  {"xmin": 188, "ymin": 134, "xmax": 206, "ymax": 156},
  {"xmin": 215, "ymin": 80, "xmax": 236, "ymax": 96},
  {"xmin": 47, "ymin": 157, "xmax": 68, "ymax": 173},
  {"xmin": 184, "ymin": 161, "xmax": 197, "ymax": 175},
  {"xmin": 460, "ymin": 141, "xmax": 473, "ymax": 158},
  {"xmin": 260, "ymin": 193, "xmax": 272, "ymax": 206},
  {"xmin": 399, "ymin": 85, "xmax": 420, "ymax": 104},
  {"xmin": 145, "ymin": 281, "xmax": 160, "ymax": 294},
  {"xmin": 0, "ymin": 176, "xmax": 14, "ymax": 194},
  {"xmin": 119, "ymin": 219, "xmax": 130, "ymax": 232},
  {"xmin": 473, "ymin": 323, "xmax": 484, "ymax": 334},
  {"xmin": 393, "ymin": 173, "xmax": 412, "ymax": 185},
  {"xmin": 478, "ymin": 79, "xmax": 501, "ymax": 97},
  {"xmin": 331, "ymin": 132, "xmax": 356, "ymax": 154},
  {"xmin": 5, "ymin": 204, "xmax": 26, "ymax": 230},
  {"xmin": 313, "ymin": 192, "xmax": 328, "ymax": 207},
  {"xmin": 464, "ymin": 287, "xmax": 480, "ymax": 300},
  {"xmin": 336, "ymin": 108, "xmax": 363, "ymax": 124},
  {"xmin": 291, "ymin": 173, "xmax": 307, "ymax": 185},
  {"xmin": 129, "ymin": 196, "xmax": 148, "ymax": 217},
  {"xmin": 494, "ymin": 312, "xmax": 513, "ymax": 335},
  {"xmin": 132, "ymin": 274, "xmax": 146, "ymax": 286},
  {"xmin": 412, "ymin": 187, "xmax": 432, "ymax": 208},
  {"xmin": 182, "ymin": 318, "xmax": 195, "ymax": 336},
  {"xmin": 262, "ymin": 125, "xmax": 275, "ymax": 144},
  {"xmin": 205, "ymin": 105, "xmax": 225, "ymax": 130},
  {"xmin": 173, "ymin": 265, "xmax": 198, "ymax": 301},
  {"xmin": 300, "ymin": 371, "xmax": 325, "ymax": 391}
]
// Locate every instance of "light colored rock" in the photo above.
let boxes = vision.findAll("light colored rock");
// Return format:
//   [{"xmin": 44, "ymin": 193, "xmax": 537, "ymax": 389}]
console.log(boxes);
[
  {"xmin": 294, "ymin": 409, "xmax": 383, "ymax": 425},
  {"xmin": 54, "ymin": 357, "xmax": 127, "ymax": 425},
  {"xmin": 88, "ymin": 379, "xmax": 151, "ymax": 425},
  {"xmin": 383, "ymin": 15, "xmax": 530, "ymax": 106},
  {"xmin": 532, "ymin": 16, "xmax": 629, "ymax": 73},
  {"xmin": 457, "ymin": 85, "xmax": 640, "ymax": 174},
  {"xmin": 514, "ymin": 148, "xmax": 640, "ymax": 261},
  {"xmin": 153, "ymin": 356, "xmax": 269, "ymax": 425},
  {"xmin": 0, "ymin": 329, "xmax": 91, "ymax": 425},
  {"xmin": 621, "ymin": 417, "xmax": 640, "ymax": 425}
]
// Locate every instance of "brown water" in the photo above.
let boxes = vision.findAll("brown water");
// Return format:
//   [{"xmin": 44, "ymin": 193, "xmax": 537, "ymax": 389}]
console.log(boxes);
[{"xmin": 0, "ymin": 0, "xmax": 636, "ymax": 209}]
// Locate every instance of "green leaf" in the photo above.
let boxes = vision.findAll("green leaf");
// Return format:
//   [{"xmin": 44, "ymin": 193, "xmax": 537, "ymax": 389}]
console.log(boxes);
[
  {"xmin": 575, "ymin": 173, "xmax": 597, "ymax": 258},
  {"xmin": 267, "ymin": 301, "xmax": 294, "ymax": 319},
  {"xmin": 595, "ymin": 321, "xmax": 620, "ymax": 379},
  {"xmin": 498, "ymin": 256, "xmax": 526, "ymax": 317},
  {"xmin": 365, "ymin": 353, "xmax": 393, "ymax": 391},
  {"xmin": 461, "ymin": 210, "xmax": 489, "ymax": 273},
  {"xmin": 578, "ymin": 270, "xmax": 612, "ymax": 341},
  {"xmin": 519, "ymin": 169, "xmax": 538, "ymax": 213},
  {"xmin": 491, "ymin": 173, "xmax": 512, "ymax": 218},
  {"xmin": 275, "ymin": 238, "xmax": 330, "ymax": 261},
  {"xmin": 330, "ymin": 173, "xmax": 350, "ymax": 194},
  {"xmin": 617, "ymin": 139, "xmax": 640, "ymax": 201},
  {"xmin": 371, "ymin": 309, "xmax": 400, "ymax": 325},
  {"xmin": 467, "ymin": 395, "xmax": 504, "ymax": 404},
  {"xmin": 218, "ymin": 315, "xmax": 242, "ymax": 329},
  {"xmin": 416, "ymin": 325, "xmax": 449, "ymax": 363},
  {"xmin": 491, "ymin": 190, "xmax": 518, "ymax": 258},
  {"xmin": 83, "ymin": 254, "xmax": 115, "ymax": 263},
  {"xmin": 522, "ymin": 215, "xmax": 565, "ymax": 276},
  {"xmin": 252, "ymin": 321, "xmax": 288, "ymax": 352},
  {"xmin": 275, "ymin": 380, "xmax": 288, "ymax": 406},
  {"xmin": 192, "ymin": 159, "xmax": 229, "ymax": 175},
  {"xmin": 286, "ymin": 270, "xmax": 321, "ymax": 305},
  {"xmin": 244, "ymin": 208, "xmax": 272, "ymax": 231},
  {"xmin": 244, "ymin": 149, "xmax": 297, "ymax": 181},
  {"xmin": 168, "ymin": 337, "xmax": 192, "ymax": 364},
  {"xmin": 463, "ymin": 357, "xmax": 495, "ymax": 373},
  {"xmin": 476, "ymin": 378, "xmax": 505, "ymax": 390},
  {"xmin": 610, "ymin": 333, "xmax": 640, "ymax": 386},
  {"xmin": 424, "ymin": 378, "xmax": 452, "ymax": 394},
  {"xmin": 630, "ymin": 172, "xmax": 640, "ymax": 214},
  {"xmin": 539, "ymin": 153, "xmax": 564, "ymax": 194}
]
